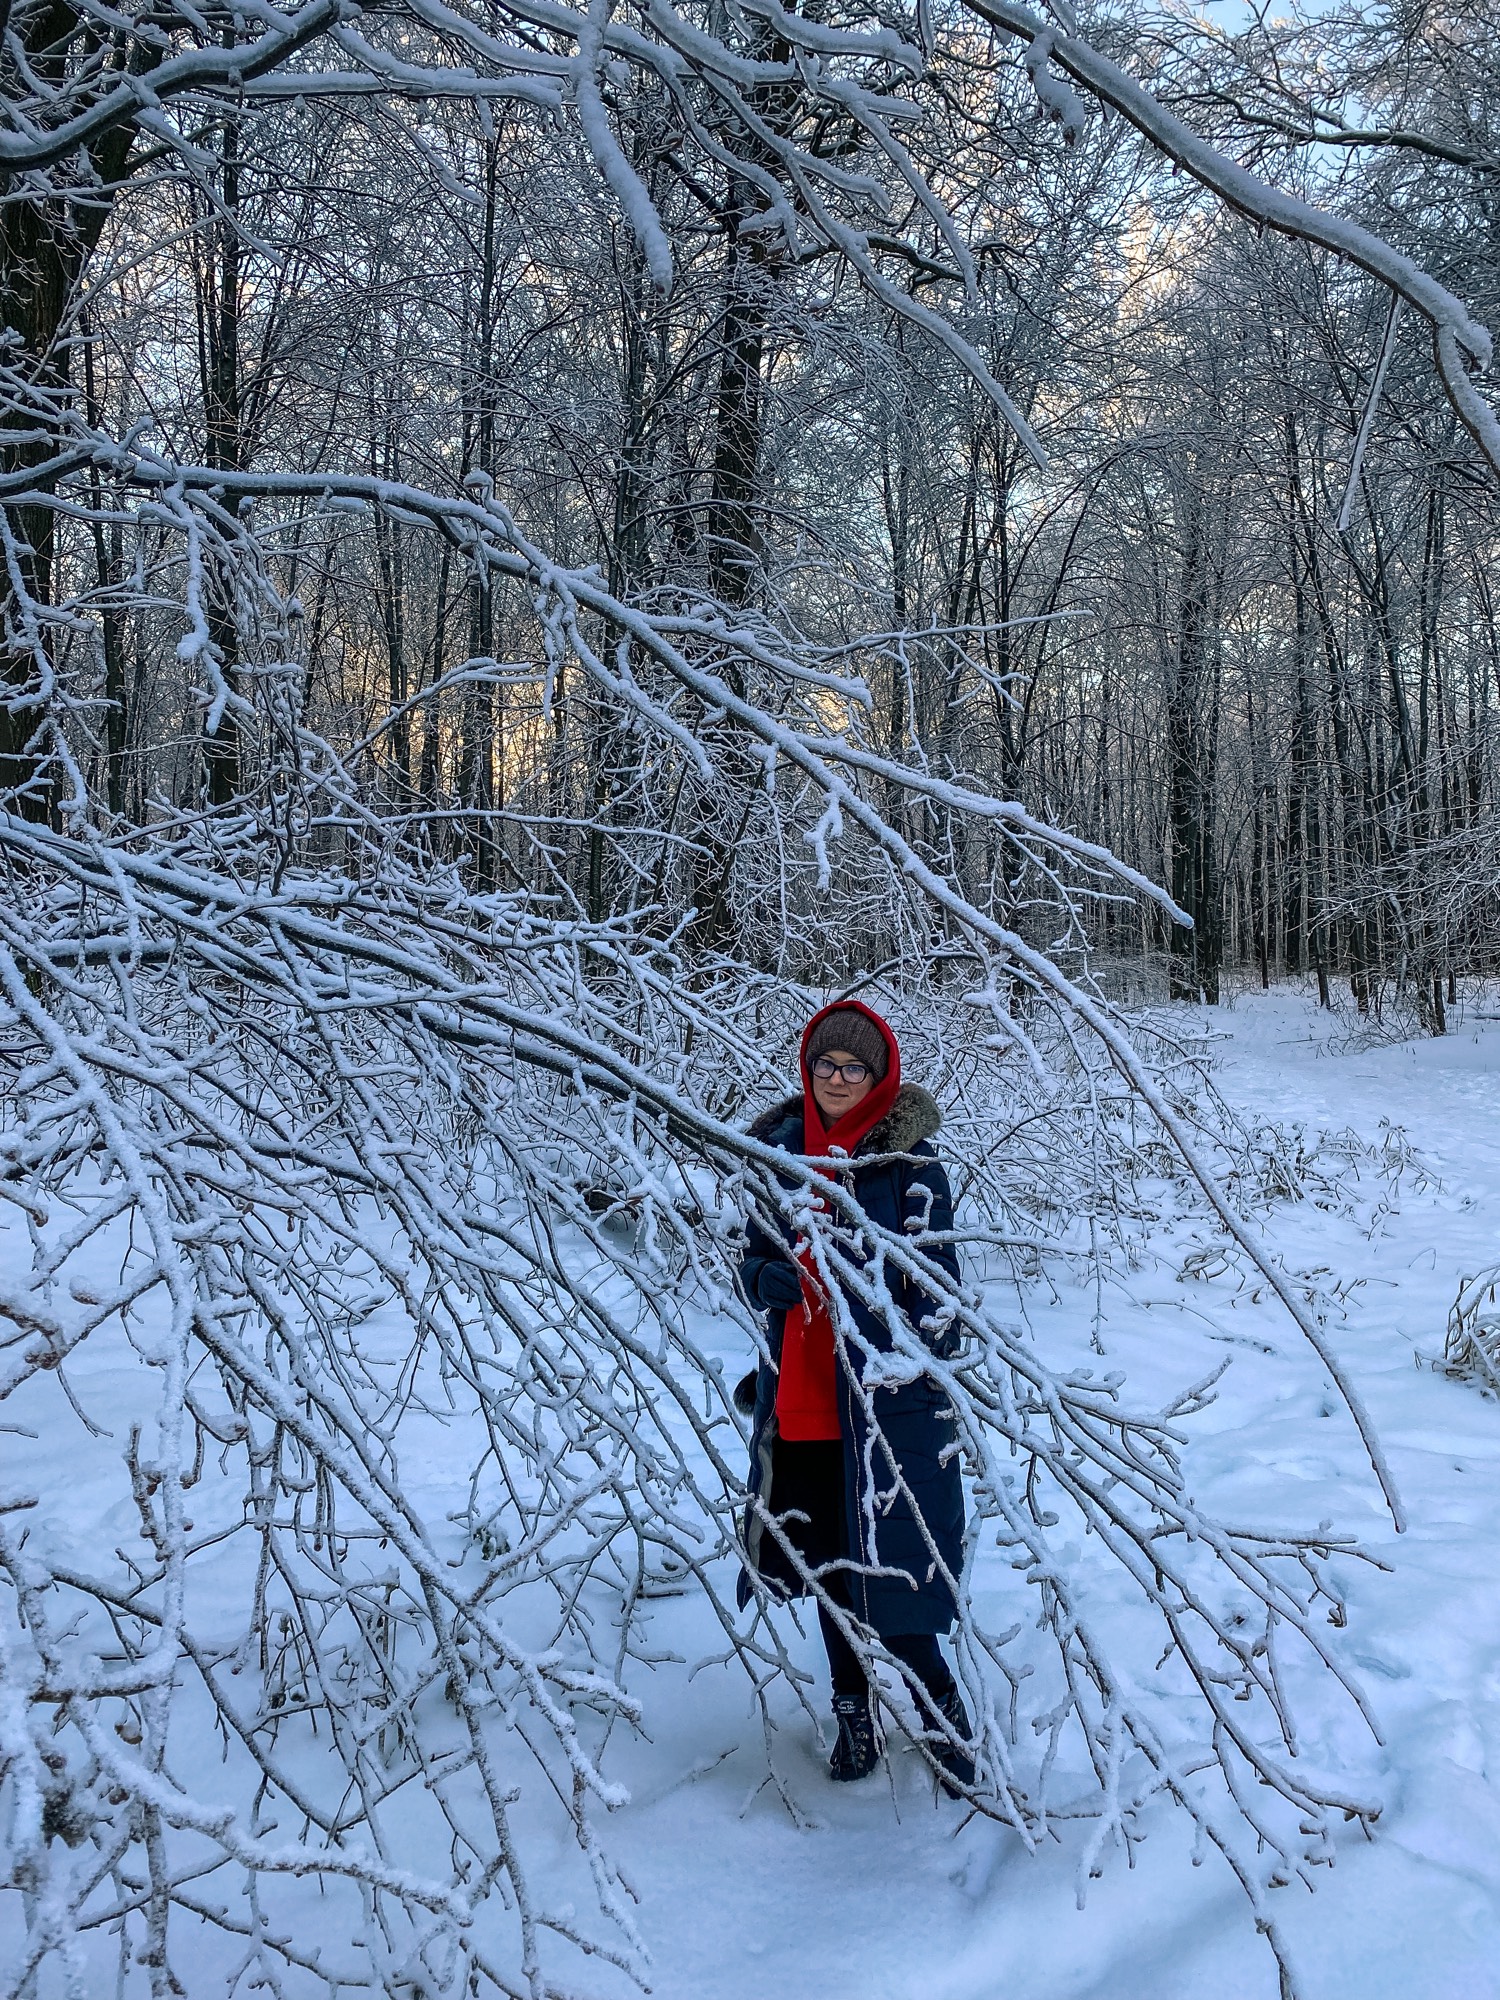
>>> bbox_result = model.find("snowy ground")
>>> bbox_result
[9,986,1500,2000]
[598,988,1500,2000]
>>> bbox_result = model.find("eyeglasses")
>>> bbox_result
[810,1056,871,1084]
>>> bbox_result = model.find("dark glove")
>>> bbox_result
[733,1368,759,1415]
[755,1258,805,1311]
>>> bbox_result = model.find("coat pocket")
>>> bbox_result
[865,1379,956,1487]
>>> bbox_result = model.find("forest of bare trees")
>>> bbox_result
[7,0,1500,1012]
[7,1,1500,1995]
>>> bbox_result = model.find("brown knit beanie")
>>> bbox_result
[806,1008,889,1081]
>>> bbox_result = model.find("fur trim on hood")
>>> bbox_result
[747,1082,942,1155]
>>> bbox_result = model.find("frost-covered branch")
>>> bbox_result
[0,444,1393,1993]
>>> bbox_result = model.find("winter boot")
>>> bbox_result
[828,1692,880,1782]
[928,1683,976,1796]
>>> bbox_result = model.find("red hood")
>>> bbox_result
[799,999,901,1155]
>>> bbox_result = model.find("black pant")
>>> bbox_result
[818,1599,954,1705]
[772,1439,957,1707]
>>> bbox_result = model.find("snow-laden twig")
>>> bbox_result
[0,538,1388,1996]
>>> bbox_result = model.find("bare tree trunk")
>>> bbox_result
[1248,675,1271,989]
[1165,481,1223,1004]
[0,0,137,820]
[80,313,129,818]
[418,539,454,834]
[705,175,770,609]
[195,93,245,808]
[457,134,502,888]
[372,405,410,793]
[685,163,782,958]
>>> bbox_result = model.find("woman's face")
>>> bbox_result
[809,1047,875,1124]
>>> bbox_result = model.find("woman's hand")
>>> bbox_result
[754,1258,805,1311]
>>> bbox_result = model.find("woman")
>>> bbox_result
[735,1000,974,1789]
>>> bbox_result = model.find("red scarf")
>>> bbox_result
[775,1002,901,1442]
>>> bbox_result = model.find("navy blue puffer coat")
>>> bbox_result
[736,1084,965,1637]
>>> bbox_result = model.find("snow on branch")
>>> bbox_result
[0,439,1398,1997]
[963,0,1500,472]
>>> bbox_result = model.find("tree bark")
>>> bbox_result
[1165,481,1223,1004]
